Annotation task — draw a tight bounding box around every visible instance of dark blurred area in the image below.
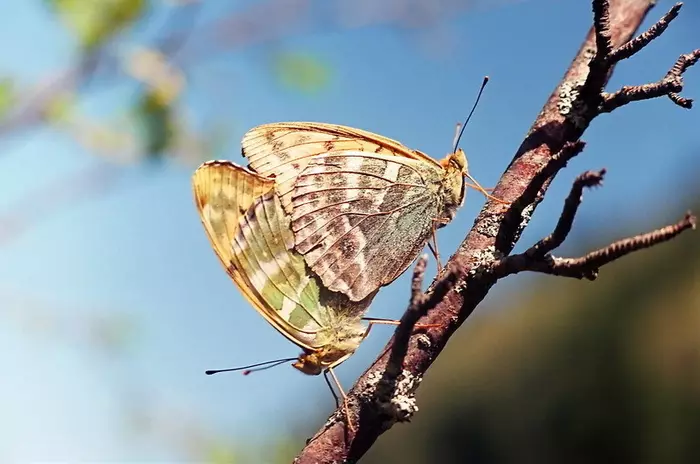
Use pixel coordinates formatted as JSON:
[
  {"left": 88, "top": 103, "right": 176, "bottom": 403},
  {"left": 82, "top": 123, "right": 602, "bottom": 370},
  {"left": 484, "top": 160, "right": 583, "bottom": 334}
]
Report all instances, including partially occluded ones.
[{"left": 360, "top": 195, "right": 700, "bottom": 464}]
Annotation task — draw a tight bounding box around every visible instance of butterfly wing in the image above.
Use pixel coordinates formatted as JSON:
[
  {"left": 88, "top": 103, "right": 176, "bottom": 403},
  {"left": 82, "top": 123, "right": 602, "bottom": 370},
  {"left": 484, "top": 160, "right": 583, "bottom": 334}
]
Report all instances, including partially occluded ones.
[
  {"left": 192, "top": 161, "right": 371, "bottom": 350},
  {"left": 290, "top": 151, "right": 443, "bottom": 301},
  {"left": 242, "top": 122, "right": 440, "bottom": 212}
]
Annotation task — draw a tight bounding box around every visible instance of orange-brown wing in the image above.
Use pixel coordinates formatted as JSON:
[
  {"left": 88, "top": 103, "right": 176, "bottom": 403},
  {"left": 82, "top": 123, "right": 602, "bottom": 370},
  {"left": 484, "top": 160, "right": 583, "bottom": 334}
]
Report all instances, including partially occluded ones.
[{"left": 242, "top": 122, "right": 439, "bottom": 212}]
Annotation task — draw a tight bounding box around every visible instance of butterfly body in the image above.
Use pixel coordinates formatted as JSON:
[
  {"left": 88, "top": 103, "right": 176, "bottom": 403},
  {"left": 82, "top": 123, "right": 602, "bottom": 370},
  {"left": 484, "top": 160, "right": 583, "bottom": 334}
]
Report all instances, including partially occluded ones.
[
  {"left": 242, "top": 122, "right": 469, "bottom": 301},
  {"left": 192, "top": 161, "right": 374, "bottom": 374}
]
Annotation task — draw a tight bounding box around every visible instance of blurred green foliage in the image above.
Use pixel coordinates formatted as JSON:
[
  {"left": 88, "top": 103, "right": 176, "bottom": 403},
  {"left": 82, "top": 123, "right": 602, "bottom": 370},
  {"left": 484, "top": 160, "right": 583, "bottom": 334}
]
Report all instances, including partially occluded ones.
[
  {"left": 134, "top": 89, "right": 175, "bottom": 159},
  {"left": 43, "top": 91, "right": 76, "bottom": 123},
  {"left": 273, "top": 53, "right": 331, "bottom": 93},
  {"left": 0, "top": 78, "right": 15, "bottom": 118},
  {"left": 47, "top": 0, "right": 146, "bottom": 50}
]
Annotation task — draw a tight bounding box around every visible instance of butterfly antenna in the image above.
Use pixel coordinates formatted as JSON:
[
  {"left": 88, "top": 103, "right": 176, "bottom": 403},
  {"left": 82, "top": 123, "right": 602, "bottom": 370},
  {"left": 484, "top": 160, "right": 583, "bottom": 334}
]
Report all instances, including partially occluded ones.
[
  {"left": 452, "top": 76, "right": 489, "bottom": 153},
  {"left": 205, "top": 357, "right": 296, "bottom": 376}
]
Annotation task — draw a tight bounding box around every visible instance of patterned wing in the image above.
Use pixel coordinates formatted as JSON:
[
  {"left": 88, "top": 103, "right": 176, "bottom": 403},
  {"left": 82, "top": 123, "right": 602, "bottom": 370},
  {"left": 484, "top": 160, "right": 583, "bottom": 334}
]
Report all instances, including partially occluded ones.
[
  {"left": 193, "top": 161, "right": 275, "bottom": 315},
  {"left": 192, "top": 161, "right": 371, "bottom": 349},
  {"left": 290, "top": 151, "right": 443, "bottom": 301},
  {"left": 242, "top": 122, "right": 439, "bottom": 212}
]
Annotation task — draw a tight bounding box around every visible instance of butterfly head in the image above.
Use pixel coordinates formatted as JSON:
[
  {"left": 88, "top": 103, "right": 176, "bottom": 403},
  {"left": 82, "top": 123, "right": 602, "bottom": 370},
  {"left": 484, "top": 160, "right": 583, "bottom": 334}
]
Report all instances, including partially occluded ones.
[
  {"left": 293, "top": 348, "right": 354, "bottom": 375},
  {"left": 438, "top": 149, "right": 469, "bottom": 224},
  {"left": 292, "top": 322, "right": 367, "bottom": 375}
]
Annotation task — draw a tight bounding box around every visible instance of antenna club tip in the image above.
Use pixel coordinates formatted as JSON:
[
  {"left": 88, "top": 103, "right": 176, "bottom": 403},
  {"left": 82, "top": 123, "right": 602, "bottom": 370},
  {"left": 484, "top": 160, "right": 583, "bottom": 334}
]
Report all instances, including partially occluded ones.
[
  {"left": 205, "top": 370, "right": 216, "bottom": 375},
  {"left": 242, "top": 370, "right": 252, "bottom": 376},
  {"left": 483, "top": 76, "right": 489, "bottom": 83}
]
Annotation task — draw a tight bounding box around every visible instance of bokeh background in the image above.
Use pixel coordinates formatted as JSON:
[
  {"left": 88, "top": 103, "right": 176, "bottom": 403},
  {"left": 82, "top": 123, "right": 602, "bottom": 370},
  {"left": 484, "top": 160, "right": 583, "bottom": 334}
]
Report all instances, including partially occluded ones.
[{"left": 0, "top": 1, "right": 698, "bottom": 462}]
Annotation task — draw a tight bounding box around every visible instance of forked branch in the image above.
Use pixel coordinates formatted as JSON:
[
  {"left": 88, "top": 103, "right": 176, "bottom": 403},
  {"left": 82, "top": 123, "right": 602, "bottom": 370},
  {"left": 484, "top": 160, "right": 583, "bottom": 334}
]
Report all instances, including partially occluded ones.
[{"left": 492, "top": 173, "right": 696, "bottom": 280}]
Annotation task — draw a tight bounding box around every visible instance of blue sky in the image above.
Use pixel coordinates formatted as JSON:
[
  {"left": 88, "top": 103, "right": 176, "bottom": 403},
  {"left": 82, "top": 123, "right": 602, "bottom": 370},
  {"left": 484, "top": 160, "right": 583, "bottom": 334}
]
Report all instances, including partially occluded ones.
[{"left": 0, "top": 0, "right": 698, "bottom": 461}]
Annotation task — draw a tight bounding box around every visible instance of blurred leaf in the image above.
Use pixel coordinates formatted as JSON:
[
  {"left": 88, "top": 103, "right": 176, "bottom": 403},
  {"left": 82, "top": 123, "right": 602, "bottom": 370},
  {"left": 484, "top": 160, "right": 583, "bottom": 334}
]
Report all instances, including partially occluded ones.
[
  {"left": 43, "top": 91, "right": 76, "bottom": 123},
  {"left": 126, "top": 47, "right": 185, "bottom": 105},
  {"left": 0, "top": 78, "right": 15, "bottom": 118},
  {"left": 134, "top": 90, "right": 175, "bottom": 159},
  {"left": 273, "top": 52, "right": 330, "bottom": 93},
  {"left": 207, "top": 444, "right": 238, "bottom": 464},
  {"left": 89, "top": 313, "right": 138, "bottom": 356},
  {"left": 47, "top": 0, "right": 146, "bottom": 50}
]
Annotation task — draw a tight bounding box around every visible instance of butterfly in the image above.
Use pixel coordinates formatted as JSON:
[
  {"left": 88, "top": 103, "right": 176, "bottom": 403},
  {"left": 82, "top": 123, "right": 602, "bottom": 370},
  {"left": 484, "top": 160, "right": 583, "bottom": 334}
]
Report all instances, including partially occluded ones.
[
  {"left": 192, "top": 161, "right": 379, "bottom": 371},
  {"left": 193, "top": 160, "right": 421, "bottom": 430},
  {"left": 240, "top": 122, "right": 497, "bottom": 302}
]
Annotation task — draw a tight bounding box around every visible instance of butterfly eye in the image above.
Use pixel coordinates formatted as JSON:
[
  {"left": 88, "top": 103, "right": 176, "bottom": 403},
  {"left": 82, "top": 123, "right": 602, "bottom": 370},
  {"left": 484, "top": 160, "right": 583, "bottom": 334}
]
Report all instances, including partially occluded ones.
[{"left": 449, "top": 157, "right": 465, "bottom": 172}]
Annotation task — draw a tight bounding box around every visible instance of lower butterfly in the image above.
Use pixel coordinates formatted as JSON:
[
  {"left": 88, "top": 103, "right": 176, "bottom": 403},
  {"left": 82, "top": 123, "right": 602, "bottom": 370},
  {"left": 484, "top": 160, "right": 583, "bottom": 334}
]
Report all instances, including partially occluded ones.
[{"left": 192, "top": 161, "right": 428, "bottom": 431}]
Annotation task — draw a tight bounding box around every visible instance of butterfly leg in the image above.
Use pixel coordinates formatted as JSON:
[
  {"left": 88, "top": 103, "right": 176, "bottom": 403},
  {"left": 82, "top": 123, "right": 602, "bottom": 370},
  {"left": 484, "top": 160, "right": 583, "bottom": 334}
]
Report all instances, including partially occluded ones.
[
  {"left": 428, "top": 221, "right": 443, "bottom": 272},
  {"left": 363, "top": 317, "right": 441, "bottom": 331},
  {"left": 327, "top": 367, "right": 355, "bottom": 433},
  {"left": 464, "top": 174, "right": 509, "bottom": 205},
  {"left": 323, "top": 370, "right": 341, "bottom": 408}
]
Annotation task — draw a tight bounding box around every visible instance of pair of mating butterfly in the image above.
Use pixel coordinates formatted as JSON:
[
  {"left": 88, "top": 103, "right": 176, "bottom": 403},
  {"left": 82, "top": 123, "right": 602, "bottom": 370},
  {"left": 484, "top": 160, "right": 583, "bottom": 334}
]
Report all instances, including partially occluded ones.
[{"left": 192, "top": 119, "right": 500, "bottom": 428}]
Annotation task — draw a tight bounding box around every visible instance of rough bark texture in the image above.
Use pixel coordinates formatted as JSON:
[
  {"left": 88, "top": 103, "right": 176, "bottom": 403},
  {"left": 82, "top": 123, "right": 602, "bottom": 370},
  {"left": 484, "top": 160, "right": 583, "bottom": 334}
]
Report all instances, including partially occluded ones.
[{"left": 295, "top": 1, "right": 697, "bottom": 462}]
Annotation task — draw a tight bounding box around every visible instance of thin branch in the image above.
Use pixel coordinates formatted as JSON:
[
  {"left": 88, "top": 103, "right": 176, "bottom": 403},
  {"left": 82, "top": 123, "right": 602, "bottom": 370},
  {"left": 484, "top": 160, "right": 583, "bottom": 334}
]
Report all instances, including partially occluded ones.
[
  {"left": 592, "top": 0, "right": 614, "bottom": 60},
  {"left": 502, "top": 141, "right": 587, "bottom": 244},
  {"left": 528, "top": 169, "right": 606, "bottom": 258},
  {"left": 667, "top": 50, "right": 700, "bottom": 108},
  {"left": 601, "top": 50, "right": 700, "bottom": 111},
  {"left": 609, "top": 2, "right": 682, "bottom": 63},
  {"left": 495, "top": 213, "right": 696, "bottom": 280},
  {"left": 550, "top": 212, "right": 696, "bottom": 278},
  {"left": 374, "top": 257, "right": 460, "bottom": 421},
  {"left": 389, "top": 255, "right": 430, "bottom": 377}
]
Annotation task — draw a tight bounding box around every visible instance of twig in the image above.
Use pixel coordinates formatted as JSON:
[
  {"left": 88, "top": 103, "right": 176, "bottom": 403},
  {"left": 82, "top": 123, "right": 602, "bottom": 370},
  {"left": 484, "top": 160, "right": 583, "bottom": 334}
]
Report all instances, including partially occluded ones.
[
  {"left": 548, "top": 212, "right": 696, "bottom": 278},
  {"left": 374, "top": 256, "right": 459, "bottom": 421},
  {"left": 601, "top": 49, "right": 700, "bottom": 111},
  {"left": 597, "top": 3, "right": 700, "bottom": 112},
  {"left": 592, "top": 0, "right": 614, "bottom": 60},
  {"left": 386, "top": 255, "right": 430, "bottom": 380},
  {"left": 609, "top": 3, "right": 682, "bottom": 63},
  {"left": 587, "top": 2, "right": 698, "bottom": 114},
  {"left": 528, "top": 169, "right": 606, "bottom": 258},
  {"left": 666, "top": 51, "right": 700, "bottom": 108},
  {"left": 494, "top": 213, "right": 696, "bottom": 280},
  {"left": 500, "top": 141, "right": 586, "bottom": 248}
]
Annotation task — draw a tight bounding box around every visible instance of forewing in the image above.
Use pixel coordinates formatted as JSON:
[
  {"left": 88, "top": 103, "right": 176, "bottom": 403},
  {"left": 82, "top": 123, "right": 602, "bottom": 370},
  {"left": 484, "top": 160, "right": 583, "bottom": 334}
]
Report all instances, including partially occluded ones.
[
  {"left": 193, "top": 161, "right": 275, "bottom": 313},
  {"left": 242, "top": 122, "right": 439, "bottom": 212},
  {"left": 290, "top": 151, "right": 441, "bottom": 301},
  {"left": 193, "top": 161, "right": 371, "bottom": 349}
]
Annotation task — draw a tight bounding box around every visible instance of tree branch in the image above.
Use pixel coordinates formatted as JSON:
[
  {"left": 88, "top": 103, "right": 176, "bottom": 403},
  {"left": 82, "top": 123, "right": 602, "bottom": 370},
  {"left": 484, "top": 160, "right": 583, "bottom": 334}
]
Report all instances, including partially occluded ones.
[{"left": 295, "top": 1, "right": 697, "bottom": 462}]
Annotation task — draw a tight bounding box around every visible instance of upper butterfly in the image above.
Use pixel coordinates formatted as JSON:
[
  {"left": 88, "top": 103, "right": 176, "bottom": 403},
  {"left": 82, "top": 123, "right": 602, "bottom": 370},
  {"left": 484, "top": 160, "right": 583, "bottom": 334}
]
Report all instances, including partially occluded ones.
[{"left": 241, "top": 122, "right": 474, "bottom": 302}]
